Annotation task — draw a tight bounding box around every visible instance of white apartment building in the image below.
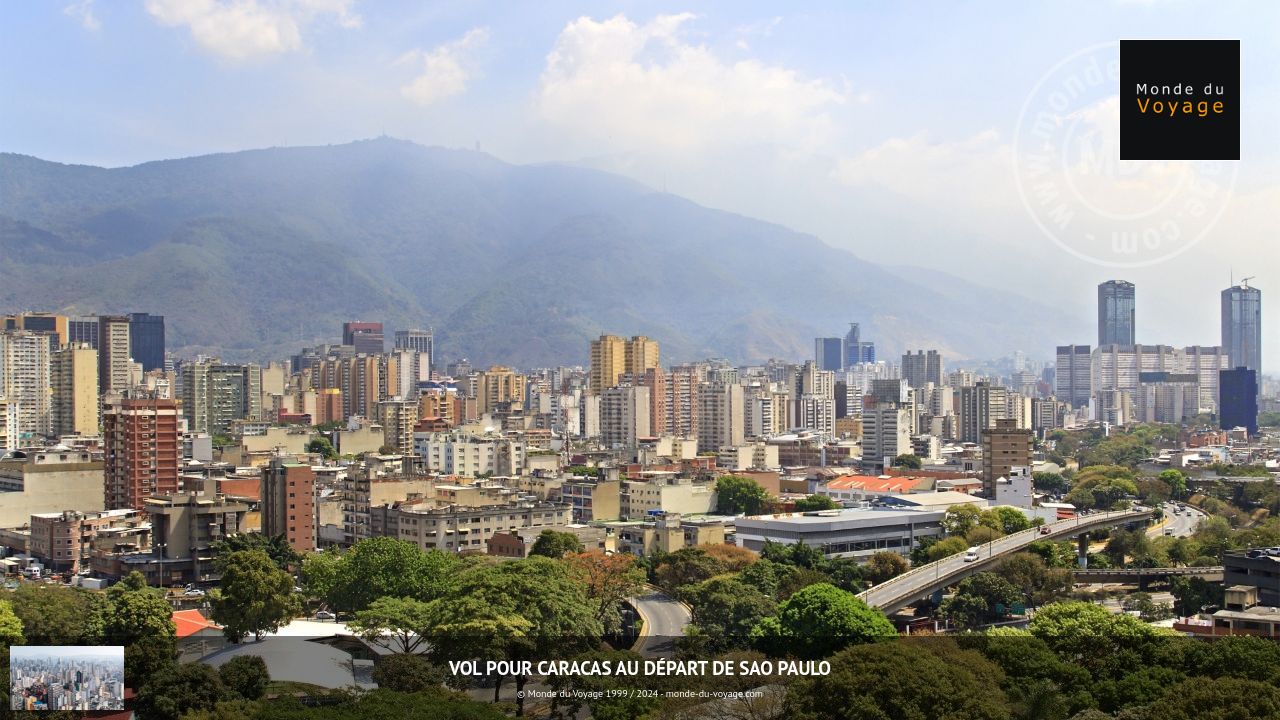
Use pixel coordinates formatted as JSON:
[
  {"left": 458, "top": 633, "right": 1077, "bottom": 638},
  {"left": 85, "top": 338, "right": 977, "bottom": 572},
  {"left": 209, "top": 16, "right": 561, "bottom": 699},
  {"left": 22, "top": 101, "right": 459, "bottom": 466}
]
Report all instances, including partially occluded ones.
[
  {"left": 0, "top": 331, "right": 52, "bottom": 439},
  {"left": 413, "top": 431, "right": 525, "bottom": 477}
]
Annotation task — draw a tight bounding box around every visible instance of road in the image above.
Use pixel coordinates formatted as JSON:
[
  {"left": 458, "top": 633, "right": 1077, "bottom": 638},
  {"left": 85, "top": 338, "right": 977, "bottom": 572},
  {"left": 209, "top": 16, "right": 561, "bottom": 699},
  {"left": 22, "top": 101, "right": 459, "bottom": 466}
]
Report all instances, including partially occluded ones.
[
  {"left": 629, "top": 588, "right": 691, "bottom": 657},
  {"left": 858, "top": 509, "right": 1153, "bottom": 614},
  {"left": 1149, "top": 501, "right": 1204, "bottom": 539}
]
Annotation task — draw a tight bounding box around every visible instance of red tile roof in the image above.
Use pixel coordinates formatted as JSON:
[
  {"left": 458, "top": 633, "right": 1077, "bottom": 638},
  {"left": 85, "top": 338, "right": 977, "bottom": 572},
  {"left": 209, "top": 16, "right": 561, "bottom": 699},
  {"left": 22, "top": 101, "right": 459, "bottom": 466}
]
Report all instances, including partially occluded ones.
[{"left": 173, "top": 609, "right": 220, "bottom": 638}]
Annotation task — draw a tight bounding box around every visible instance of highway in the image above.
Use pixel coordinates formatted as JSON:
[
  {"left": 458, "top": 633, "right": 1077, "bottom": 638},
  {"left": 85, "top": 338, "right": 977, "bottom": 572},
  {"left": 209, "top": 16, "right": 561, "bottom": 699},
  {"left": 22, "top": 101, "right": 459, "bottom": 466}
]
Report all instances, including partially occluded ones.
[
  {"left": 628, "top": 587, "right": 691, "bottom": 657},
  {"left": 1151, "top": 501, "right": 1204, "bottom": 538},
  {"left": 858, "top": 508, "right": 1154, "bottom": 615}
]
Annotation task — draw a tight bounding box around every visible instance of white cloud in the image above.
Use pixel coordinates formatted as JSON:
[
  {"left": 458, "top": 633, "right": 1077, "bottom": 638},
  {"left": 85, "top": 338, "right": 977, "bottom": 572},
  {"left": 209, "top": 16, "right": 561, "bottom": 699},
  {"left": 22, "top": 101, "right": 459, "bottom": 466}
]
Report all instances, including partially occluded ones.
[
  {"left": 145, "top": 0, "right": 360, "bottom": 60},
  {"left": 398, "top": 27, "right": 489, "bottom": 107},
  {"left": 63, "top": 0, "right": 100, "bottom": 31},
  {"left": 535, "top": 14, "right": 846, "bottom": 154}
]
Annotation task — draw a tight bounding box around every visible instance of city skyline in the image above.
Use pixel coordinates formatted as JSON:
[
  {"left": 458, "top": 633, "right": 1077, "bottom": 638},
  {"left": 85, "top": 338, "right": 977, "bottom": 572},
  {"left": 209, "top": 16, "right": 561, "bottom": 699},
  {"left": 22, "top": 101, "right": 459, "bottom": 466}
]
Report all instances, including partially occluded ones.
[{"left": 2, "top": 3, "right": 1278, "bottom": 361}]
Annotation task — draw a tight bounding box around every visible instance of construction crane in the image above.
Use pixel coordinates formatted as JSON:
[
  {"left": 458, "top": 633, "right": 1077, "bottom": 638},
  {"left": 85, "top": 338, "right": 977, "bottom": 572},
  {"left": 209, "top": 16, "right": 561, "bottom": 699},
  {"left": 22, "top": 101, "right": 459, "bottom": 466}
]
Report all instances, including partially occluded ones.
[{"left": 1241, "top": 276, "right": 1256, "bottom": 288}]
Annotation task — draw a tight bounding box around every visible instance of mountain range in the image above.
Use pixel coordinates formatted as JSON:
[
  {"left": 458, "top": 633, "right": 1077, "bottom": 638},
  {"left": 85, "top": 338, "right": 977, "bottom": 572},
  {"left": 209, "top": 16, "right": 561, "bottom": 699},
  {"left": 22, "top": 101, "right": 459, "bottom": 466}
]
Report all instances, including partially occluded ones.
[{"left": 0, "top": 138, "right": 1081, "bottom": 368}]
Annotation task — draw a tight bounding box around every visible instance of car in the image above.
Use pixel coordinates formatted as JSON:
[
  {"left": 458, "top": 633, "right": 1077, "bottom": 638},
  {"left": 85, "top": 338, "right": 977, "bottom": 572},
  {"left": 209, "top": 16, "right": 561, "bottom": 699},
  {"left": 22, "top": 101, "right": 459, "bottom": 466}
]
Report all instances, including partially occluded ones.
[
  {"left": 963, "top": 547, "right": 981, "bottom": 562},
  {"left": 315, "top": 610, "right": 335, "bottom": 620},
  {"left": 184, "top": 589, "right": 206, "bottom": 597},
  {"left": 1163, "top": 529, "right": 1174, "bottom": 536},
  {"left": 1039, "top": 525, "right": 1053, "bottom": 535}
]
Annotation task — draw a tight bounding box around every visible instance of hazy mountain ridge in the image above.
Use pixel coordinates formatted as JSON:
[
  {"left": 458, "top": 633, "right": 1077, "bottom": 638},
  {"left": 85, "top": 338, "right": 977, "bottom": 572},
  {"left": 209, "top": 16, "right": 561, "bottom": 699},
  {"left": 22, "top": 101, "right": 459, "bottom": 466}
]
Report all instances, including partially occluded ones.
[{"left": 0, "top": 138, "right": 1078, "bottom": 366}]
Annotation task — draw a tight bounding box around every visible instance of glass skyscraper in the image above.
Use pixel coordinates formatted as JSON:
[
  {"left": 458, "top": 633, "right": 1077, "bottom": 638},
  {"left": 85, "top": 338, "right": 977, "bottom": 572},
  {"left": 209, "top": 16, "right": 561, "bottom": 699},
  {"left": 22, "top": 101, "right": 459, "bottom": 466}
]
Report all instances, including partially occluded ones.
[
  {"left": 128, "top": 312, "right": 165, "bottom": 372},
  {"left": 1221, "top": 283, "right": 1262, "bottom": 374},
  {"left": 1097, "top": 280, "right": 1136, "bottom": 346}
]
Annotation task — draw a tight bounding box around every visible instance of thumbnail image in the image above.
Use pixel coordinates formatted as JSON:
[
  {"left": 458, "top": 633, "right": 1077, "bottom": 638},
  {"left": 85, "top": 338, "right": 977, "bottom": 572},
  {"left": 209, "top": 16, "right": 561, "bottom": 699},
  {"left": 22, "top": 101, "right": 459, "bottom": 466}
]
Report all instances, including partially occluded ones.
[{"left": 9, "top": 646, "right": 125, "bottom": 712}]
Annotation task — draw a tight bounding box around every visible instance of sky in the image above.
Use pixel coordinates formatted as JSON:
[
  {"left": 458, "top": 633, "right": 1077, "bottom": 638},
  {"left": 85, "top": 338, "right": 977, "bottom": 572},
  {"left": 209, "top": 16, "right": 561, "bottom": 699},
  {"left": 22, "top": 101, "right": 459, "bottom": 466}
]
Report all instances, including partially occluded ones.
[{"left": 2, "top": 1, "right": 1279, "bottom": 366}]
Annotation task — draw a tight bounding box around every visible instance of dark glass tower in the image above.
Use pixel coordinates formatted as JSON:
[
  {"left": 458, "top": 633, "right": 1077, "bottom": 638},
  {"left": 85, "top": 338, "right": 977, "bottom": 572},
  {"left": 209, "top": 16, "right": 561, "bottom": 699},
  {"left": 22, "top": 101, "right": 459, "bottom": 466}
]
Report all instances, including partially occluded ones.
[
  {"left": 1221, "top": 283, "right": 1262, "bottom": 375},
  {"left": 1098, "top": 280, "right": 1136, "bottom": 346},
  {"left": 1219, "top": 367, "right": 1258, "bottom": 435},
  {"left": 128, "top": 313, "right": 166, "bottom": 372},
  {"left": 814, "top": 337, "right": 843, "bottom": 372}
]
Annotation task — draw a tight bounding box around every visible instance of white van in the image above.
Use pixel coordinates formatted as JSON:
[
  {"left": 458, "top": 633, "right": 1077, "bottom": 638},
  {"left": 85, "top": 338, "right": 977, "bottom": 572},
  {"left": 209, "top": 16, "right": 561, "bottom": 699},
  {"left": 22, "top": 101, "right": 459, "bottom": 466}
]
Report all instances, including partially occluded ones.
[{"left": 962, "top": 547, "right": 980, "bottom": 562}]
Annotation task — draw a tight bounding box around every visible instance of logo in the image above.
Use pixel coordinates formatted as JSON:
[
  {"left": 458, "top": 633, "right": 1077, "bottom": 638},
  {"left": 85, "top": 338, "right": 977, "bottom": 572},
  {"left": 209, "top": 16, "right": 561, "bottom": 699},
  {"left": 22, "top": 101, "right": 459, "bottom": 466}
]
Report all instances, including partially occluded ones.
[
  {"left": 1013, "top": 42, "right": 1237, "bottom": 268},
  {"left": 1120, "top": 40, "right": 1239, "bottom": 160}
]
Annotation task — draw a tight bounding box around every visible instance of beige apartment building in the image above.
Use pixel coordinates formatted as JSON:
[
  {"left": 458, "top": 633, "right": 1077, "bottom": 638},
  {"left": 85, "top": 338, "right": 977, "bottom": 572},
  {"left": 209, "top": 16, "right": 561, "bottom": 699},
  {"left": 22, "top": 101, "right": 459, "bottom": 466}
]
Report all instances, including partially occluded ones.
[
  {"left": 382, "top": 501, "right": 571, "bottom": 553},
  {"left": 51, "top": 343, "right": 99, "bottom": 438},
  {"left": 0, "top": 448, "right": 105, "bottom": 528}
]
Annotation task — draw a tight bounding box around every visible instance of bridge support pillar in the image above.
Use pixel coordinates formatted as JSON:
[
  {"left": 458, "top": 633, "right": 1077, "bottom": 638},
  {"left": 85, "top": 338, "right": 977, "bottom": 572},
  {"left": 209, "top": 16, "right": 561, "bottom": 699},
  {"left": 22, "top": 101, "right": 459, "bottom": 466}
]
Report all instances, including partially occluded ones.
[{"left": 1077, "top": 533, "right": 1089, "bottom": 569}]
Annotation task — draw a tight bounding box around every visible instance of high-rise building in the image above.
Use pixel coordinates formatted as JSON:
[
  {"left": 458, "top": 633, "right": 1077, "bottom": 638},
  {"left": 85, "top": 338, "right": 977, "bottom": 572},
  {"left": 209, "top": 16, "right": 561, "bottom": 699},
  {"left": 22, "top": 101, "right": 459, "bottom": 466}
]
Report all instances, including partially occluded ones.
[
  {"left": 814, "top": 337, "right": 844, "bottom": 372},
  {"left": 379, "top": 399, "right": 419, "bottom": 456},
  {"left": 51, "top": 343, "right": 99, "bottom": 437},
  {"left": 262, "top": 457, "right": 316, "bottom": 553},
  {"left": 981, "top": 418, "right": 1032, "bottom": 496},
  {"left": 103, "top": 398, "right": 180, "bottom": 510},
  {"left": 664, "top": 365, "right": 701, "bottom": 438},
  {"left": 393, "top": 328, "right": 433, "bottom": 378},
  {"left": 182, "top": 361, "right": 263, "bottom": 435},
  {"left": 589, "top": 335, "right": 660, "bottom": 393},
  {"left": 0, "top": 330, "right": 53, "bottom": 439},
  {"left": 476, "top": 366, "right": 525, "bottom": 414},
  {"left": 1221, "top": 282, "right": 1262, "bottom": 376},
  {"left": 862, "top": 405, "right": 912, "bottom": 471},
  {"left": 1054, "top": 345, "right": 1092, "bottom": 409},
  {"left": 957, "top": 381, "right": 1007, "bottom": 444},
  {"left": 844, "top": 323, "right": 875, "bottom": 367},
  {"left": 97, "top": 315, "right": 131, "bottom": 395},
  {"left": 697, "top": 382, "right": 744, "bottom": 452},
  {"left": 3, "top": 312, "right": 67, "bottom": 350},
  {"left": 901, "top": 350, "right": 944, "bottom": 389},
  {"left": 66, "top": 315, "right": 99, "bottom": 349},
  {"left": 638, "top": 367, "right": 667, "bottom": 438},
  {"left": 1220, "top": 367, "right": 1258, "bottom": 435},
  {"left": 600, "top": 385, "right": 652, "bottom": 448},
  {"left": 314, "top": 355, "right": 383, "bottom": 420},
  {"left": 1098, "top": 280, "right": 1136, "bottom": 346},
  {"left": 342, "top": 321, "right": 384, "bottom": 355},
  {"left": 127, "top": 313, "right": 166, "bottom": 372}
]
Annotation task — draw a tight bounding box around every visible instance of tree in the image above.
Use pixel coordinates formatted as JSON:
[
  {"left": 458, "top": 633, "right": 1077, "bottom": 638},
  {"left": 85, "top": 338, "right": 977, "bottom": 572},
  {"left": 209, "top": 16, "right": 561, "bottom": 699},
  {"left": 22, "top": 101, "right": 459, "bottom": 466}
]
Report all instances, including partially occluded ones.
[
  {"left": 939, "top": 593, "right": 991, "bottom": 630},
  {"left": 426, "top": 557, "right": 602, "bottom": 715},
  {"left": 993, "top": 552, "right": 1072, "bottom": 607},
  {"left": 1158, "top": 469, "right": 1188, "bottom": 499},
  {"left": 348, "top": 596, "right": 434, "bottom": 654},
  {"left": 966, "top": 525, "right": 1003, "bottom": 546},
  {"left": 1028, "top": 601, "right": 1160, "bottom": 665},
  {"left": 306, "top": 437, "right": 337, "bottom": 459},
  {"left": 136, "top": 662, "right": 231, "bottom": 720},
  {"left": 680, "top": 576, "right": 776, "bottom": 650},
  {"left": 321, "top": 537, "right": 462, "bottom": 612},
  {"left": 1145, "top": 677, "right": 1280, "bottom": 720},
  {"left": 701, "top": 543, "right": 759, "bottom": 571},
  {"left": 219, "top": 655, "right": 271, "bottom": 700},
  {"left": 1033, "top": 472, "right": 1070, "bottom": 495},
  {"left": 980, "top": 506, "right": 1032, "bottom": 535},
  {"left": 0, "top": 599, "right": 23, "bottom": 646},
  {"left": 924, "top": 536, "right": 970, "bottom": 563},
  {"left": 786, "top": 639, "right": 1011, "bottom": 720},
  {"left": 1169, "top": 575, "right": 1224, "bottom": 615},
  {"left": 212, "top": 550, "right": 302, "bottom": 642},
  {"left": 564, "top": 551, "right": 646, "bottom": 633},
  {"left": 653, "top": 547, "right": 727, "bottom": 592},
  {"left": 528, "top": 529, "right": 585, "bottom": 559},
  {"left": 1123, "top": 592, "right": 1174, "bottom": 622},
  {"left": 750, "top": 583, "right": 895, "bottom": 659},
  {"left": 943, "top": 503, "right": 984, "bottom": 536},
  {"left": 893, "top": 453, "right": 923, "bottom": 469},
  {"left": 715, "top": 475, "right": 771, "bottom": 515},
  {"left": 8, "top": 584, "right": 107, "bottom": 645},
  {"left": 213, "top": 533, "right": 302, "bottom": 571},
  {"left": 793, "top": 494, "right": 839, "bottom": 512},
  {"left": 104, "top": 574, "right": 177, "bottom": 646},
  {"left": 371, "top": 653, "right": 445, "bottom": 693},
  {"left": 863, "top": 551, "right": 909, "bottom": 585}
]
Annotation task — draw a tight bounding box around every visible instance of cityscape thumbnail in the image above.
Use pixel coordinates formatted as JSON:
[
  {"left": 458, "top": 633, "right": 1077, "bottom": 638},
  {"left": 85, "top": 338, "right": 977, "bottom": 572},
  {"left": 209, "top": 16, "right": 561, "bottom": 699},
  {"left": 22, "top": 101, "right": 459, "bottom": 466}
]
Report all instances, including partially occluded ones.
[{"left": 8, "top": 646, "right": 125, "bottom": 712}]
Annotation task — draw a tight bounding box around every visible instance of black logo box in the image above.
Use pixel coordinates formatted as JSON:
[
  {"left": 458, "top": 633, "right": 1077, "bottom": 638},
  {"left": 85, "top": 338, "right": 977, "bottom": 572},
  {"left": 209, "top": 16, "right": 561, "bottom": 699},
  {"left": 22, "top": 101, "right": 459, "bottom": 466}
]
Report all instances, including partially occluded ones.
[{"left": 1120, "top": 39, "right": 1239, "bottom": 160}]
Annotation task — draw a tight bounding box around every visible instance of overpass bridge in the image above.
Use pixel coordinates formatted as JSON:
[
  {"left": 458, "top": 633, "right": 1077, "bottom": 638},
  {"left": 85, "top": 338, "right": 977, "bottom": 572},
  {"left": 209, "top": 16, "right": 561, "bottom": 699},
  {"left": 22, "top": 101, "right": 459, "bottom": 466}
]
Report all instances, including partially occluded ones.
[
  {"left": 857, "top": 509, "right": 1154, "bottom": 615},
  {"left": 1072, "top": 566, "right": 1223, "bottom": 587}
]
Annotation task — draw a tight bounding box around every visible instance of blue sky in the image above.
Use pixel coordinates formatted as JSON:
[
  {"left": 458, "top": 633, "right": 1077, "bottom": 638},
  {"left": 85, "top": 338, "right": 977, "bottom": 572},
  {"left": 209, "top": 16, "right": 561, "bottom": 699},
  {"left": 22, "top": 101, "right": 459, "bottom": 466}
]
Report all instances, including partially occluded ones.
[{"left": 3, "top": 1, "right": 1279, "bottom": 361}]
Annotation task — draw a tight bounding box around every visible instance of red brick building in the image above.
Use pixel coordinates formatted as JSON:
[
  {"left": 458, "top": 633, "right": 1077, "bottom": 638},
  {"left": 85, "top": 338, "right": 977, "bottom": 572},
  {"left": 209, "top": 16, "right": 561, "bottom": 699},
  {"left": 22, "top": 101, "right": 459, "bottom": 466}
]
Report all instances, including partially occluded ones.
[
  {"left": 103, "top": 398, "right": 180, "bottom": 510},
  {"left": 262, "top": 457, "right": 316, "bottom": 553}
]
